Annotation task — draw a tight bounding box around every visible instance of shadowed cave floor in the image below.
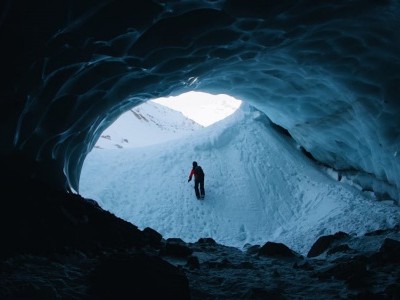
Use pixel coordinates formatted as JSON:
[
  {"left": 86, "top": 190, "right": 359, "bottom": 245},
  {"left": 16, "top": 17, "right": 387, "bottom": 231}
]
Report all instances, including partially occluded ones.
[
  {"left": 0, "top": 178, "right": 399, "bottom": 299},
  {"left": 1, "top": 228, "right": 400, "bottom": 300}
]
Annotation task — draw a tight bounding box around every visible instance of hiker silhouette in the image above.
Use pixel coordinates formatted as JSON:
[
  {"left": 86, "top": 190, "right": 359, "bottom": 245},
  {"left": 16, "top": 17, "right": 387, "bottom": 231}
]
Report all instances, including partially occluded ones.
[{"left": 188, "top": 161, "right": 205, "bottom": 199}]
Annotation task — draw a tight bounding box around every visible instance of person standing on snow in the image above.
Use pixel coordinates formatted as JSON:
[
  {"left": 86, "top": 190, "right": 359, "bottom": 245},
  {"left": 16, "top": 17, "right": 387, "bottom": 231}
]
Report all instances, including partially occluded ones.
[{"left": 188, "top": 161, "right": 205, "bottom": 199}]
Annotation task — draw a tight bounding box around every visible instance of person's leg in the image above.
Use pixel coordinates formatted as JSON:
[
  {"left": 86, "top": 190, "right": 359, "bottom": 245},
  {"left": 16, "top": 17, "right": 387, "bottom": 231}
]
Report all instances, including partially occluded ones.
[
  {"left": 200, "top": 177, "right": 205, "bottom": 197},
  {"left": 194, "top": 180, "right": 200, "bottom": 198}
]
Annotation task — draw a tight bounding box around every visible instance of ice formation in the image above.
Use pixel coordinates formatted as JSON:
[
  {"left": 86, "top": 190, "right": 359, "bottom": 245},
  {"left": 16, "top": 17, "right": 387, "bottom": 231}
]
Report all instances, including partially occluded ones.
[{"left": 1, "top": 1, "right": 399, "bottom": 201}]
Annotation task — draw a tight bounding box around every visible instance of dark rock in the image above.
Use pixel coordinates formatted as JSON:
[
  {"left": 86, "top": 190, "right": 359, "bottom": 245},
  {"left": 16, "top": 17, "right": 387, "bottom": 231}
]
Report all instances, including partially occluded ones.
[
  {"left": 5, "top": 282, "right": 58, "bottom": 300},
  {"left": 258, "top": 241, "right": 298, "bottom": 258},
  {"left": 1, "top": 180, "right": 145, "bottom": 258},
  {"left": 237, "top": 261, "right": 254, "bottom": 269},
  {"left": 307, "top": 231, "right": 349, "bottom": 257},
  {"left": 317, "top": 255, "right": 370, "bottom": 288},
  {"left": 245, "top": 244, "right": 260, "bottom": 255},
  {"left": 385, "top": 283, "right": 400, "bottom": 299},
  {"left": 242, "top": 287, "right": 285, "bottom": 300},
  {"left": 88, "top": 252, "right": 190, "bottom": 300},
  {"left": 167, "top": 237, "right": 186, "bottom": 244},
  {"left": 197, "top": 237, "right": 217, "bottom": 245},
  {"left": 349, "top": 291, "right": 386, "bottom": 299},
  {"left": 327, "top": 244, "right": 352, "bottom": 255},
  {"left": 370, "top": 238, "right": 400, "bottom": 265},
  {"left": 164, "top": 240, "right": 193, "bottom": 258},
  {"left": 293, "top": 261, "right": 314, "bottom": 270},
  {"left": 142, "top": 227, "right": 163, "bottom": 247},
  {"left": 378, "top": 238, "right": 400, "bottom": 263},
  {"left": 205, "top": 258, "right": 232, "bottom": 269},
  {"left": 85, "top": 198, "right": 103, "bottom": 210},
  {"left": 272, "top": 270, "right": 280, "bottom": 277},
  {"left": 186, "top": 255, "right": 200, "bottom": 269}
]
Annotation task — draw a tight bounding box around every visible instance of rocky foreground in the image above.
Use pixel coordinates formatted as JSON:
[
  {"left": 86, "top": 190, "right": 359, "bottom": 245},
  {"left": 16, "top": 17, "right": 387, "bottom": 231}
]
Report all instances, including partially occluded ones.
[{"left": 1, "top": 178, "right": 399, "bottom": 299}]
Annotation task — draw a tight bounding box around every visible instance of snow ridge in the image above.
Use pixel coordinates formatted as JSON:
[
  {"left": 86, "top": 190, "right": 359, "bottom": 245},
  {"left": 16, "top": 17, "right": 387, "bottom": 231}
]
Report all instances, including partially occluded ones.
[{"left": 95, "top": 101, "right": 203, "bottom": 149}]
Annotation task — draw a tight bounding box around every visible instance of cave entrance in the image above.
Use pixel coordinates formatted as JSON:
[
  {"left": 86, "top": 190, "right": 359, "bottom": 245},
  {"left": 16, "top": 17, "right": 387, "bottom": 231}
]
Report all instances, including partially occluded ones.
[
  {"left": 80, "top": 91, "right": 248, "bottom": 247},
  {"left": 93, "top": 91, "right": 242, "bottom": 149}
]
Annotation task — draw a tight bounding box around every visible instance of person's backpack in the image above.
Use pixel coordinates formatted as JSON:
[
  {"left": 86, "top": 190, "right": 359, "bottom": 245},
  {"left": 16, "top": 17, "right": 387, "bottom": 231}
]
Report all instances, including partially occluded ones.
[{"left": 195, "top": 166, "right": 204, "bottom": 177}]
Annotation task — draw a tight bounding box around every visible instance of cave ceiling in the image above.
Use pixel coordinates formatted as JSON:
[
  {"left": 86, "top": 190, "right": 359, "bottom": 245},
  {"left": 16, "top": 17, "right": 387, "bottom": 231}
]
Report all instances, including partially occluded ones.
[{"left": 0, "top": 0, "right": 399, "bottom": 199}]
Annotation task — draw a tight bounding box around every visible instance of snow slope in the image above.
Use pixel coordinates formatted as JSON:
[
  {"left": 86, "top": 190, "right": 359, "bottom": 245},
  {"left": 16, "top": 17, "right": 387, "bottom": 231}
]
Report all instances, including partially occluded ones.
[
  {"left": 80, "top": 104, "right": 400, "bottom": 255},
  {"left": 95, "top": 101, "right": 203, "bottom": 149}
]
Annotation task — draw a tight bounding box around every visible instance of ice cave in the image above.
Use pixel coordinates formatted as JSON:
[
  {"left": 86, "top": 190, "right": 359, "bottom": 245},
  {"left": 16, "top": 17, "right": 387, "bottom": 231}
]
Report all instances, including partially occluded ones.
[{"left": 1, "top": 1, "right": 399, "bottom": 299}]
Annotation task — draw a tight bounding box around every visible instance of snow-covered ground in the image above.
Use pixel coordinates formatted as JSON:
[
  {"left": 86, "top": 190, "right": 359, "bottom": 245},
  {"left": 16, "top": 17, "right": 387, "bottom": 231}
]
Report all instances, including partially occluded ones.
[{"left": 80, "top": 104, "right": 400, "bottom": 255}]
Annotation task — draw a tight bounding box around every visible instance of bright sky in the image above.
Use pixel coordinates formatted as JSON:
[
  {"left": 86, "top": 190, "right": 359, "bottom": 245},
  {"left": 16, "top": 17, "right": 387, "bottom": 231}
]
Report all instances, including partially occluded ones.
[
  {"left": 80, "top": 104, "right": 400, "bottom": 255},
  {"left": 152, "top": 91, "right": 242, "bottom": 127}
]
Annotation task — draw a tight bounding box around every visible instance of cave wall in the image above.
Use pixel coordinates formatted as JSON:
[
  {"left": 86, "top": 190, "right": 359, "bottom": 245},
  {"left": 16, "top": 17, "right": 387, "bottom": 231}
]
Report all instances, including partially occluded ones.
[{"left": 0, "top": 0, "right": 399, "bottom": 199}]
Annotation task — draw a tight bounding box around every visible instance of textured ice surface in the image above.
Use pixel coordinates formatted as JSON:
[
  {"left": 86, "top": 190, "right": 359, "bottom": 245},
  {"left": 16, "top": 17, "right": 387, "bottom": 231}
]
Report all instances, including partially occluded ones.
[{"left": 1, "top": 1, "right": 399, "bottom": 200}]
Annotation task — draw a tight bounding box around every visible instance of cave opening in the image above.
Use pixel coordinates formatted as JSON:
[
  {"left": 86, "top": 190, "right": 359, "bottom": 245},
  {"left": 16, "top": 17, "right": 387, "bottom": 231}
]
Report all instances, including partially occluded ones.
[
  {"left": 78, "top": 88, "right": 400, "bottom": 255},
  {"left": 80, "top": 91, "right": 265, "bottom": 249},
  {"left": 91, "top": 91, "right": 242, "bottom": 150}
]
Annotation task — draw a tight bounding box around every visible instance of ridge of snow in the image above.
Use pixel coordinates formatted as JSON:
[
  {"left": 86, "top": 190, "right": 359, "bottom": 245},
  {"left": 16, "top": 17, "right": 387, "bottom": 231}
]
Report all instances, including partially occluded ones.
[{"left": 95, "top": 101, "right": 203, "bottom": 149}]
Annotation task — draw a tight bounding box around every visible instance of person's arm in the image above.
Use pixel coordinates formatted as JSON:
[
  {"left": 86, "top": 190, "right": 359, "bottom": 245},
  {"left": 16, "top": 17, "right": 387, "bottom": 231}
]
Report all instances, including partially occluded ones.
[{"left": 188, "top": 169, "right": 194, "bottom": 182}]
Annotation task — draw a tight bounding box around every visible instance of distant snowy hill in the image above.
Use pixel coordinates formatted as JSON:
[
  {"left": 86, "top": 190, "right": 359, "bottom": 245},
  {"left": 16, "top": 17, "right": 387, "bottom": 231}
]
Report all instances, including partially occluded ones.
[
  {"left": 152, "top": 92, "right": 242, "bottom": 127},
  {"left": 95, "top": 101, "right": 203, "bottom": 149}
]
